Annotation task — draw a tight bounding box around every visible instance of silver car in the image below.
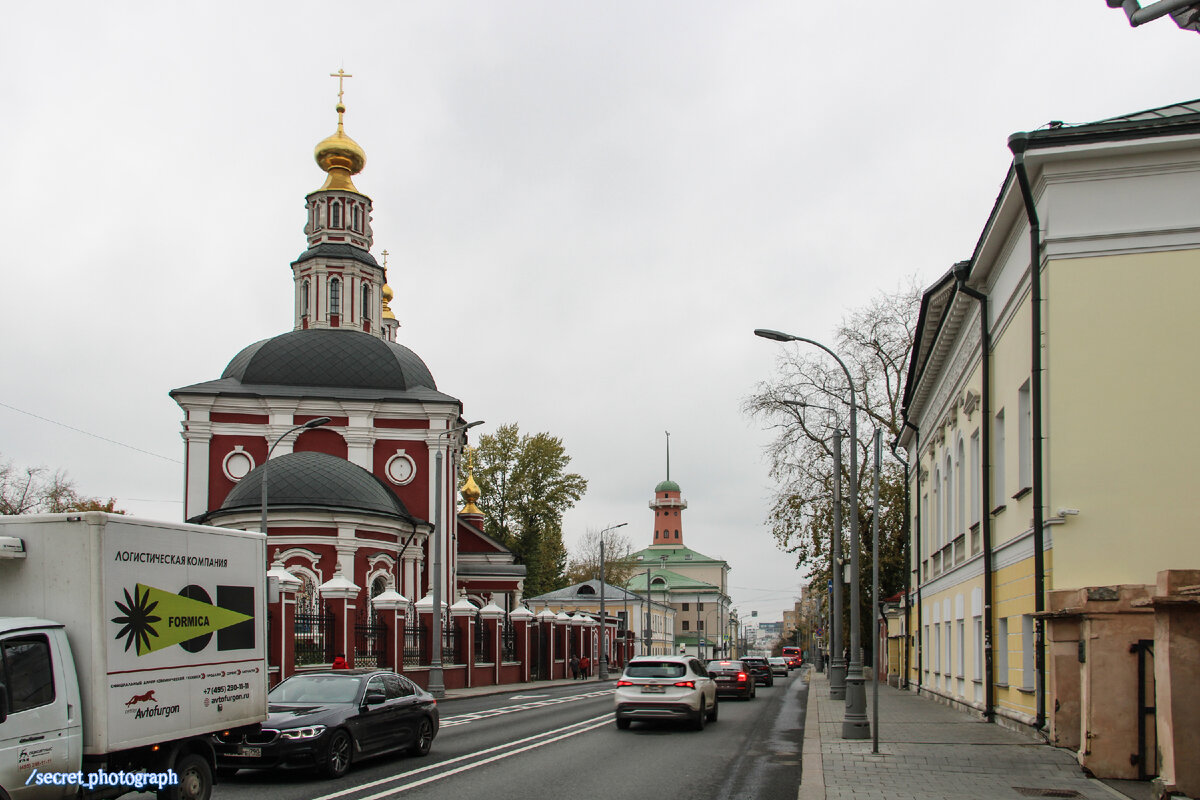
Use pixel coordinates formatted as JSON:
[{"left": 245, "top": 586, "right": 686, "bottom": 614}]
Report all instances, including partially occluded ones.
[{"left": 614, "top": 655, "right": 718, "bottom": 730}]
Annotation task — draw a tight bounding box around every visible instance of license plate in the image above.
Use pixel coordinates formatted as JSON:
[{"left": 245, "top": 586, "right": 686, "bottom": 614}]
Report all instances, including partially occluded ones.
[
  {"left": 716, "top": 677, "right": 731, "bottom": 682},
  {"left": 234, "top": 746, "right": 262, "bottom": 758},
  {"left": 641, "top": 685, "right": 666, "bottom": 693}
]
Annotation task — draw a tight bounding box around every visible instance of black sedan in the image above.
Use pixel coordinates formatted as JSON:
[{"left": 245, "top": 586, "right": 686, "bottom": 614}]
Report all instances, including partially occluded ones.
[
  {"left": 213, "top": 669, "right": 438, "bottom": 779},
  {"left": 706, "top": 660, "right": 756, "bottom": 700}
]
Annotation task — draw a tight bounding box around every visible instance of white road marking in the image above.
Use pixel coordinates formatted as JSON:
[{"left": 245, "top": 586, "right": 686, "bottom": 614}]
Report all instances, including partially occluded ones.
[
  {"left": 308, "top": 713, "right": 611, "bottom": 800},
  {"left": 506, "top": 694, "right": 548, "bottom": 699},
  {"left": 440, "top": 688, "right": 612, "bottom": 727}
]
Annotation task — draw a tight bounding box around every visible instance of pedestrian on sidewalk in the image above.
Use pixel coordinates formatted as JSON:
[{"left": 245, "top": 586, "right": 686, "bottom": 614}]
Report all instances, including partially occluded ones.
[
  {"left": 570, "top": 654, "right": 580, "bottom": 679},
  {"left": 580, "top": 655, "right": 590, "bottom": 679}
]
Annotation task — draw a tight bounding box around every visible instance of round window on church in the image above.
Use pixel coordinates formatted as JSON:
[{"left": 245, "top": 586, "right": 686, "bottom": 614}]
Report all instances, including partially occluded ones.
[
  {"left": 222, "top": 446, "right": 255, "bottom": 482},
  {"left": 385, "top": 452, "right": 417, "bottom": 486}
]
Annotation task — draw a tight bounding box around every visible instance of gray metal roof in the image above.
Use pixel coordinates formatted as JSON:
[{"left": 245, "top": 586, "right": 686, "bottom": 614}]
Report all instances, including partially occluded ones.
[
  {"left": 526, "top": 579, "right": 641, "bottom": 602},
  {"left": 170, "top": 329, "right": 461, "bottom": 405},
  {"left": 198, "top": 451, "right": 421, "bottom": 523},
  {"left": 292, "top": 243, "right": 380, "bottom": 268}
]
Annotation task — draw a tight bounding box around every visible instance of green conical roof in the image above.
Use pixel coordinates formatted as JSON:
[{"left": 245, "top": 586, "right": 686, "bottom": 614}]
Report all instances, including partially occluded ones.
[{"left": 655, "top": 479, "right": 681, "bottom": 493}]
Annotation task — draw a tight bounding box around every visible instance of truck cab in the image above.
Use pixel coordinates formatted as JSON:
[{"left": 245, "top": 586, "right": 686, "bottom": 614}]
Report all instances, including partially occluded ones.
[{"left": 0, "top": 620, "right": 83, "bottom": 799}]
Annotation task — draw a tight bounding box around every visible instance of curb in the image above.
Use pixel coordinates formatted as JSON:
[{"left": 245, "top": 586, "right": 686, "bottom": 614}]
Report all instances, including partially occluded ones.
[{"left": 798, "top": 668, "right": 824, "bottom": 800}]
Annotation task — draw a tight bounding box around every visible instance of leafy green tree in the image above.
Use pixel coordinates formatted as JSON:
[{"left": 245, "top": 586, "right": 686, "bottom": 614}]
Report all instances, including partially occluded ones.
[{"left": 465, "top": 424, "right": 587, "bottom": 597}]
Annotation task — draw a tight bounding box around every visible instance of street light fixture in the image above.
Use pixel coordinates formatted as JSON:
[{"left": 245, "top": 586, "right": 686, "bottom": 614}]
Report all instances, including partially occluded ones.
[
  {"left": 755, "top": 327, "right": 869, "bottom": 740},
  {"left": 597, "top": 521, "right": 628, "bottom": 680},
  {"left": 260, "top": 416, "right": 332, "bottom": 567},
  {"left": 428, "top": 419, "right": 485, "bottom": 699}
]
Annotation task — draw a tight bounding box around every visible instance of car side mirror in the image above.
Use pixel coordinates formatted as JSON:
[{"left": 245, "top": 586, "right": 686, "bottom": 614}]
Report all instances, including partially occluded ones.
[{"left": 364, "top": 692, "right": 386, "bottom": 706}]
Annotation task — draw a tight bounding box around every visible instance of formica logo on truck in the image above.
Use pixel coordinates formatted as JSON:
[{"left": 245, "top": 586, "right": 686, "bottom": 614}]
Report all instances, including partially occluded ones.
[{"left": 111, "top": 582, "right": 255, "bottom": 656}]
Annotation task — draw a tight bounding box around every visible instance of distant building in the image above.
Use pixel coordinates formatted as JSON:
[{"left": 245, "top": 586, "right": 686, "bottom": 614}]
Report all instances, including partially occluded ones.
[
  {"left": 524, "top": 580, "right": 675, "bottom": 659},
  {"left": 626, "top": 472, "right": 732, "bottom": 658}
]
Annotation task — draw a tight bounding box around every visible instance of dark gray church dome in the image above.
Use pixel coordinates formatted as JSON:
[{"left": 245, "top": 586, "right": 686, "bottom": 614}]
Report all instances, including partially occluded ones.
[
  {"left": 221, "top": 329, "right": 436, "bottom": 391},
  {"left": 216, "top": 451, "right": 416, "bottom": 521}
]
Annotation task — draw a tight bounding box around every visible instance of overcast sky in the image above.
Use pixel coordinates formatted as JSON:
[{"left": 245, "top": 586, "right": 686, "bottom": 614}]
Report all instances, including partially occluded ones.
[{"left": 2, "top": 4, "right": 1197, "bottom": 622}]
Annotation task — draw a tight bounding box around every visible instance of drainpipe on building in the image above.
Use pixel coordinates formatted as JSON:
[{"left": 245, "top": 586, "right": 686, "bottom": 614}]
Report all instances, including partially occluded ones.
[
  {"left": 1007, "top": 135, "right": 1048, "bottom": 732},
  {"left": 954, "top": 260, "right": 996, "bottom": 723},
  {"left": 906, "top": 421, "right": 922, "bottom": 694},
  {"left": 890, "top": 435, "right": 912, "bottom": 691}
]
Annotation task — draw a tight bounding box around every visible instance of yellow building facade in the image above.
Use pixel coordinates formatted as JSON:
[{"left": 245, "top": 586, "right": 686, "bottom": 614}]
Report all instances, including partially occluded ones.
[{"left": 900, "top": 99, "right": 1200, "bottom": 781}]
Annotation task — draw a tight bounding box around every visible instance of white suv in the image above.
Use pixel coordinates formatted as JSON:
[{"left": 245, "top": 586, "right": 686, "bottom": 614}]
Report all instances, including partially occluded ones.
[{"left": 613, "top": 655, "right": 718, "bottom": 730}]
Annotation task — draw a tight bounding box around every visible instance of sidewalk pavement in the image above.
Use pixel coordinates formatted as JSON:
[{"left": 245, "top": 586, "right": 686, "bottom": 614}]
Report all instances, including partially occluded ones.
[{"left": 799, "top": 668, "right": 1131, "bottom": 800}]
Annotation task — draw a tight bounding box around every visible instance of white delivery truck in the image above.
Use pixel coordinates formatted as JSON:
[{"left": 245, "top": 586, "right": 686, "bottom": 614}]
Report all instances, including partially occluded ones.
[{"left": 0, "top": 513, "right": 269, "bottom": 800}]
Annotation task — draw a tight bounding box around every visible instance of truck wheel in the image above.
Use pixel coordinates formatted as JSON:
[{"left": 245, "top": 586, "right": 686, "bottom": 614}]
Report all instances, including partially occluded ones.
[
  {"left": 157, "top": 753, "right": 212, "bottom": 800},
  {"left": 320, "top": 729, "right": 353, "bottom": 779}
]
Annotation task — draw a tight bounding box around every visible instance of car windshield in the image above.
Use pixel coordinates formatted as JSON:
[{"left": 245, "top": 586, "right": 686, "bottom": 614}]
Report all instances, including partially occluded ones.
[
  {"left": 624, "top": 661, "right": 686, "bottom": 679},
  {"left": 707, "top": 661, "right": 741, "bottom": 670},
  {"left": 269, "top": 675, "right": 362, "bottom": 704}
]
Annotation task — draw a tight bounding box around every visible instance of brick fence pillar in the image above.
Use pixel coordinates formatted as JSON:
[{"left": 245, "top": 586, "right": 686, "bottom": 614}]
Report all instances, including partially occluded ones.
[
  {"left": 372, "top": 589, "right": 410, "bottom": 671},
  {"left": 450, "top": 597, "right": 477, "bottom": 686},
  {"left": 266, "top": 560, "right": 301, "bottom": 685},
  {"left": 511, "top": 607, "right": 534, "bottom": 682}
]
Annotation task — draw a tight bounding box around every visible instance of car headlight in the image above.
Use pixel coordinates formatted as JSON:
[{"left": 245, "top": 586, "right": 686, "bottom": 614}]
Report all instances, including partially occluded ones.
[{"left": 280, "top": 725, "right": 327, "bottom": 740}]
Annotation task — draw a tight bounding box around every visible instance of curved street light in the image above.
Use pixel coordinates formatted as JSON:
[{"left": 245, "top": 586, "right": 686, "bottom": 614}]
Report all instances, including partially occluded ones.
[
  {"left": 754, "top": 327, "right": 868, "bottom": 740},
  {"left": 597, "top": 521, "right": 628, "bottom": 680},
  {"left": 260, "top": 416, "right": 332, "bottom": 567}
]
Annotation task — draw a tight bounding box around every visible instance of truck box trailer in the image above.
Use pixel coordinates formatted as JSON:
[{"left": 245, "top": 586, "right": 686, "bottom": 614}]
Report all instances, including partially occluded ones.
[{"left": 0, "top": 512, "right": 268, "bottom": 799}]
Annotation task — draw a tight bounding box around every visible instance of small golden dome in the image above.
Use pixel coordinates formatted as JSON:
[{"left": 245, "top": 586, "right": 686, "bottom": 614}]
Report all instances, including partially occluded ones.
[
  {"left": 314, "top": 103, "right": 366, "bottom": 193},
  {"left": 460, "top": 473, "right": 482, "bottom": 515},
  {"left": 381, "top": 283, "right": 396, "bottom": 320}
]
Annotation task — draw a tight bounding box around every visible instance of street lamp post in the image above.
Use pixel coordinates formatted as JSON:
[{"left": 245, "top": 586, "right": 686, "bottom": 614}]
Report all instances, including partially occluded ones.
[
  {"left": 428, "top": 419, "right": 485, "bottom": 699},
  {"left": 597, "top": 522, "right": 627, "bottom": 680},
  {"left": 260, "top": 417, "right": 332, "bottom": 567},
  {"left": 755, "top": 328, "right": 869, "bottom": 739}
]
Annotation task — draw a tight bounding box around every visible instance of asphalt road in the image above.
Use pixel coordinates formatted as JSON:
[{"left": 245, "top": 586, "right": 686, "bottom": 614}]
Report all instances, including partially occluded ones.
[{"left": 214, "top": 669, "right": 809, "bottom": 800}]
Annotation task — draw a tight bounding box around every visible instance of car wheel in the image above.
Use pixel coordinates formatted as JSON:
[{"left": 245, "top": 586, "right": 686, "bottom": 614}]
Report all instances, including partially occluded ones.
[
  {"left": 706, "top": 696, "right": 719, "bottom": 722},
  {"left": 616, "top": 717, "right": 631, "bottom": 730},
  {"left": 693, "top": 698, "right": 707, "bottom": 731},
  {"left": 408, "top": 717, "right": 434, "bottom": 757},
  {"left": 157, "top": 753, "right": 211, "bottom": 800},
  {"left": 319, "top": 729, "right": 353, "bottom": 779}
]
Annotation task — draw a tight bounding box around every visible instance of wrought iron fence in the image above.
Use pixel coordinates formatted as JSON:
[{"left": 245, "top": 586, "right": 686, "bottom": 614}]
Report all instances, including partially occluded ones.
[
  {"left": 354, "top": 611, "right": 384, "bottom": 669},
  {"left": 501, "top": 617, "right": 517, "bottom": 662},
  {"left": 404, "top": 619, "right": 425, "bottom": 667},
  {"left": 444, "top": 617, "right": 462, "bottom": 664},
  {"left": 474, "top": 612, "right": 490, "bottom": 663},
  {"left": 293, "top": 609, "right": 333, "bottom": 666}
]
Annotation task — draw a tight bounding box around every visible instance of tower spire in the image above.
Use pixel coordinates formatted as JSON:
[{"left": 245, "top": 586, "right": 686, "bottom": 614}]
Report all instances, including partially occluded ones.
[{"left": 665, "top": 430, "right": 670, "bottom": 481}]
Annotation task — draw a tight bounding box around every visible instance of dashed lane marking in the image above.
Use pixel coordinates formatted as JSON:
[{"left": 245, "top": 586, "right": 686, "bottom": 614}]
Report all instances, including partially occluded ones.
[{"left": 440, "top": 688, "right": 612, "bottom": 727}]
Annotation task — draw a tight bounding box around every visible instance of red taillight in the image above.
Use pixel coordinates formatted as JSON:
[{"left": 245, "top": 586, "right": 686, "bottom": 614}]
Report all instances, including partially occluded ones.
[
  {"left": 673, "top": 681, "right": 695, "bottom": 689},
  {"left": 737, "top": 672, "right": 748, "bottom": 682},
  {"left": 617, "top": 680, "right": 634, "bottom": 687}
]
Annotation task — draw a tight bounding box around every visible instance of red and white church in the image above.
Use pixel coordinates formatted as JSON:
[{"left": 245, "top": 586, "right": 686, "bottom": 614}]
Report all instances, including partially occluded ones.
[{"left": 169, "top": 85, "right": 529, "bottom": 682}]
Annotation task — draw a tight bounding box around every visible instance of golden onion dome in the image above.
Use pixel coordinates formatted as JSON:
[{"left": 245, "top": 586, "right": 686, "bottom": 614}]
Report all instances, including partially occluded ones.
[
  {"left": 381, "top": 283, "right": 396, "bottom": 320},
  {"left": 314, "top": 103, "right": 366, "bottom": 193},
  {"left": 460, "top": 473, "right": 482, "bottom": 515}
]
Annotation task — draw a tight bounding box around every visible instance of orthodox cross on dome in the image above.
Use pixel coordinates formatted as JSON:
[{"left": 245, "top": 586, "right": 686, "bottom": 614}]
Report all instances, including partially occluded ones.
[
  {"left": 330, "top": 68, "right": 353, "bottom": 104},
  {"left": 381, "top": 249, "right": 389, "bottom": 268}
]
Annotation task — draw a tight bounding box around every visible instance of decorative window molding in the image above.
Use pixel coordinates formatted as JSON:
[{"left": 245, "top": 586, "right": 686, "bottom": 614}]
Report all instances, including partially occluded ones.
[{"left": 222, "top": 446, "right": 255, "bottom": 482}]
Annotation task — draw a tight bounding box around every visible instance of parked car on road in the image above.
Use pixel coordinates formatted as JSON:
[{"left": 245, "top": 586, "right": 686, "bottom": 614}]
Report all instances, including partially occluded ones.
[
  {"left": 614, "top": 655, "right": 718, "bottom": 730},
  {"left": 213, "top": 669, "right": 438, "bottom": 779},
  {"left": 739, "top": 656, "right": 774, "bottom": 686},
  {"left": 767, "top": 657, "right": 790, "bottom": 677},
  {"left": 706, "top": 659, "right": 756, "bottom": 700}
]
